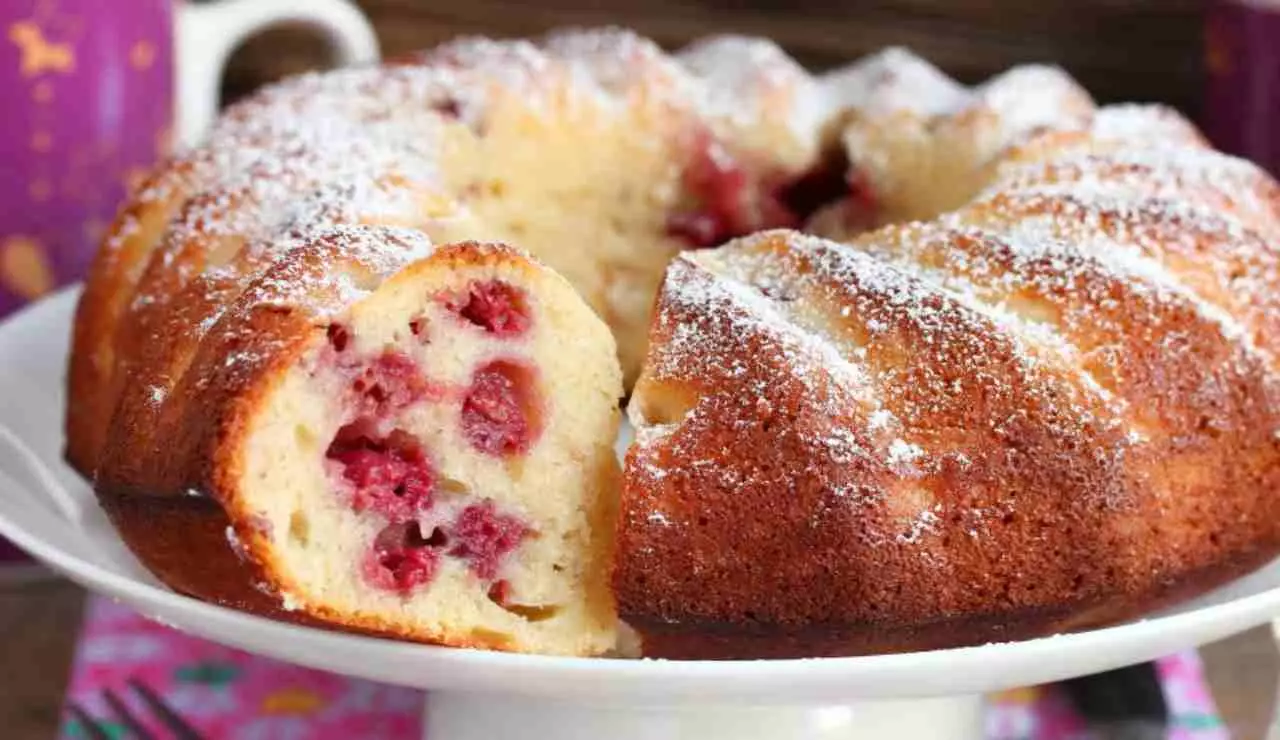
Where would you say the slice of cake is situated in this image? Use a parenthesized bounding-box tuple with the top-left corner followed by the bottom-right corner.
(96, 226, 622, 656)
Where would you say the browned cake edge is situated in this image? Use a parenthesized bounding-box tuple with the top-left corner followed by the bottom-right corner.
(624, 544, 1278, 659)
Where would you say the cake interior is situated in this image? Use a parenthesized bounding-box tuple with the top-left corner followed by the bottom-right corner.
(240, 258, 621, 655)
(399, 82, 852, 383)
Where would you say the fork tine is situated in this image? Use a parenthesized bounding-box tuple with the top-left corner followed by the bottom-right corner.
(127, 678, 205, 740)
(66, 702, 113, 740)
(103, 687, 157, 740)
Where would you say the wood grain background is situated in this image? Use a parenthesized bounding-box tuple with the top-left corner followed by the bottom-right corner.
(222, 0, 1207, 115)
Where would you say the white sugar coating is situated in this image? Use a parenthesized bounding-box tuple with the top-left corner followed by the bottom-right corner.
(819, 47, 968, 117)
(637, 228, 1144, 504)
(867, 408, 897, 431)
(651, 251, 875, 406)
(243, 224, 436, 313)
(979, 208, 1262, 354)
(171, 224, 437, 393)
(991, 145, 1280, 232)
(1090, 104, 1207, 147)
(886, 438, 925, 467)
(973, 64, 1093, 135)
(678, 35, 809, 98)
(896, 507, 940, 544)
(677, 35, 827, 140)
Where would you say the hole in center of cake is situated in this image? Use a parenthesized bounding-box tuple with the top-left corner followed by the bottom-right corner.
(665, 136, 881, 248)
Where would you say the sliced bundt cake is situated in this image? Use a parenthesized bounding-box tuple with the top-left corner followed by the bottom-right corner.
(95, 227, 622, 655)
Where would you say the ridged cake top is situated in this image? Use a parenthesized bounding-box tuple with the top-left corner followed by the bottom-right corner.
(628, 91, 1280, 557)
(110, 28, 1115, 281)
(93, 28, 1122, 449)
(624, 46, 1280, 599)
(630, 229, 1138, 517)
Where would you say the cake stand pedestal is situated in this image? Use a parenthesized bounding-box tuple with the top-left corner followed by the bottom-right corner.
(423, 693, 984, 740)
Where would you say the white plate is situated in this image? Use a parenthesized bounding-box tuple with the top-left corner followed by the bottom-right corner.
(3, 288, 1280, 712)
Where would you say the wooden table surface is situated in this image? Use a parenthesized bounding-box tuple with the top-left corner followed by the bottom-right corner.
(0, 574, 1276, 739)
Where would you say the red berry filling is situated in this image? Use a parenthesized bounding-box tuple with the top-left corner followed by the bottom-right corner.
(442, 280, 531, 337)
(666, 138, 753, 248)
(666, 137, 879, 247)
(363, 521, 441, 594)
(487, 579, 512, 606)
(450, 501, 531, 580)
(326, 429, 435, 522)
(665, 134, 804, 248)
(320, 320, 539, 596)
(352, 352, 431, 414)
(461, 360, 540, 457)
(357, 500, 533, 594)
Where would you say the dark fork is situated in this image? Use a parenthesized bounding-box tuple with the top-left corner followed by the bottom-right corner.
(66, 678, 205, 740)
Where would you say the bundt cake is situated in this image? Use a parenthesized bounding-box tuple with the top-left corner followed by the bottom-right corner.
(63, 27, 1280, 658)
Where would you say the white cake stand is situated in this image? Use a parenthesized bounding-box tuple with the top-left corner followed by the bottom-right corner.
(4, 289, 1280, 739)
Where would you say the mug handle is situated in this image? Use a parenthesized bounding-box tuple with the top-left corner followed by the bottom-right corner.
(174, 0, 380, 146)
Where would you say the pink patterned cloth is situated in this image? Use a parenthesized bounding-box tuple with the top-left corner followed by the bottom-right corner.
(60, 596, 1229, 739)
(61, 598, 421, 739)
(985, 651, 1230, 739)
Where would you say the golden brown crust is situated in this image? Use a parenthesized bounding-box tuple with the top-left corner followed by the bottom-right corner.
(618, 228, 1280, 658)
(66, 163, 197, 474)
(625, 543, 1278, 659)
(96, 489, 289, 617)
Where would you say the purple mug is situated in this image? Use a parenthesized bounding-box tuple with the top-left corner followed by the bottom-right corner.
(0, 0, 378, 317)
(0, 0, 377, 572)
(1205, 0, 1280, 176)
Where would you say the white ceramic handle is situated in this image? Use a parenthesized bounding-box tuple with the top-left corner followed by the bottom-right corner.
(0, 424, 82, 524)
(174, 0, 381, 146)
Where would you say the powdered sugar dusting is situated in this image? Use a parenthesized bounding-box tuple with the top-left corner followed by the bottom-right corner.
(678, 35, 825, 140)
(886, 438, 924, 467)
(820, 47, 968, 117)
(1090, 104, 1207, 148)
(245, 225, 435, 314)
(992, 146, 1280, 234)
(974, 64, 1092, 136)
